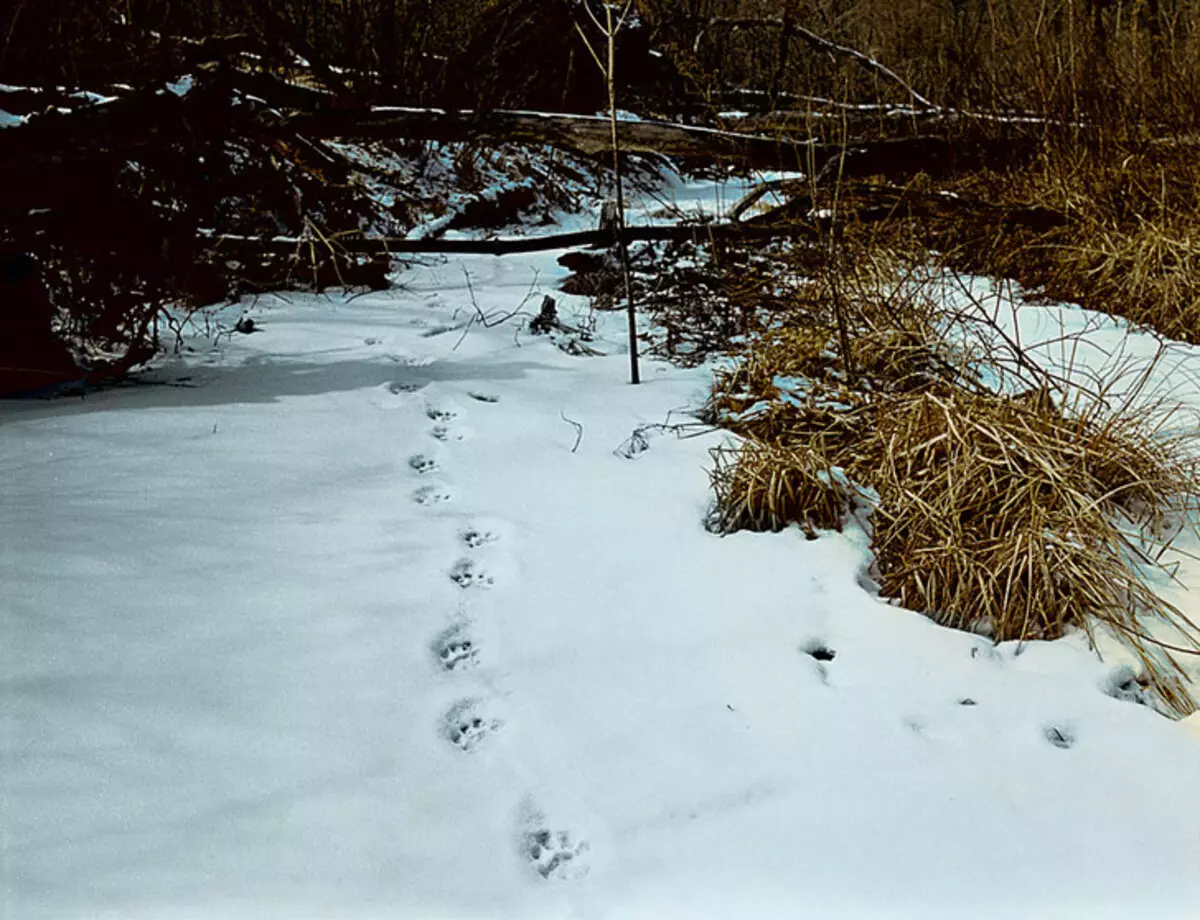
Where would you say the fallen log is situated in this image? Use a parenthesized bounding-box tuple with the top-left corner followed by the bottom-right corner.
(287, 108, 1038, 180)
(742, 183, 1067, 233)
(206, 221, 822, 258)
(287, 107, 817, 169)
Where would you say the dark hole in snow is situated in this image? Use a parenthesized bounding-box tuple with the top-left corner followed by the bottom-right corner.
(958, 698, 977, 706)
(803, 643, 836, 662)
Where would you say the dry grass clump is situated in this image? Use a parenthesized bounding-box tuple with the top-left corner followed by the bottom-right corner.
(707, 264, 1200, 715)
(866, 390, 1199, 716)
(708, 440, 859, 538)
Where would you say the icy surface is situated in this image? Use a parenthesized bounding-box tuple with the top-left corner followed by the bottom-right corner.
(165, 76, 194, 98)
(4, 251, 1200, 920)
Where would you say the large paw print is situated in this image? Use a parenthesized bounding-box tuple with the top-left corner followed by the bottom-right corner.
(414, 485, 453, 505)
(433, 626, 480, 671)
(449, 558, 495, 589)
(523, 826, 590, 881)
(409, 453, 438, 475)
(461, 526, 499, 549)
(442, 700, 503, 752)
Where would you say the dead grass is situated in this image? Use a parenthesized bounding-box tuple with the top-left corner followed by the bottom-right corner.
(708, 440, 854, 538)
(930, 142, 1200, 345)
(707, 256, 1200, 716)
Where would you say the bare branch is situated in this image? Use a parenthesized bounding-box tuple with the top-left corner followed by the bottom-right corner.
(694, 17, 937, 111)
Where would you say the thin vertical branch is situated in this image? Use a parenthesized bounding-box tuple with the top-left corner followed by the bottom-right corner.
(574, 0, 640, 385)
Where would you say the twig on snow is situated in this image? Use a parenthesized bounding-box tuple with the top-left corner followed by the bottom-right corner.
(561, 410, 584, 453)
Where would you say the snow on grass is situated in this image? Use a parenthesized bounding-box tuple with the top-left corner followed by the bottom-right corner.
(4, 250, 1200, 920)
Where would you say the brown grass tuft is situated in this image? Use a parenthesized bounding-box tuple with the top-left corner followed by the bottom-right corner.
(707, 261, 1200, 716)
(708, 440, 855, 538)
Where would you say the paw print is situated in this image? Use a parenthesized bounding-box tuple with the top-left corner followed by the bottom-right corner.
(443, 700, 502, 752)
(409, 453, 438, 475)
(433, 626, 480, 671)
(523, 827, 590, 880)
(449, 558, 495, 589)
(414, 485, 453, 505)
(461, 527, 499, 549)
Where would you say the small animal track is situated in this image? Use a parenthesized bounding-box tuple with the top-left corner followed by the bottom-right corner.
(1044, 725, 1075, 749)
(408, 454, 438, 475)
(801, 641, 836, 683)
(449, 558, 495, 589)
(468, 391, 499, 404)
(803, 642, 837, 662)
(413, 485, 453, 505)
(429, 425, 464, 443)
(386, 380, 424, 395)
(461, 527, 499, 549)
(970, 644, 1002, 662)
(426, 406, 459, 422)
(1103, 665, 1150, 707)
(523, 826, 590, 881)
(443, 700, 503, 752)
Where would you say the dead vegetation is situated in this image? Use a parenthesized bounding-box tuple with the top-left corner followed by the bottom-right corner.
(704, 252, 1200, 715)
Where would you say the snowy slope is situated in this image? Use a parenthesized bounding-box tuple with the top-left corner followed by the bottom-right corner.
(4, 250, 1200, 920)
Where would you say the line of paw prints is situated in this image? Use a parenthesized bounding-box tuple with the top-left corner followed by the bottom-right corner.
(412, 394, 589, 881)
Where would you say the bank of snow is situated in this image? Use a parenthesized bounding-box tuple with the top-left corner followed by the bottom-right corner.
(4, 250, 1200, 920)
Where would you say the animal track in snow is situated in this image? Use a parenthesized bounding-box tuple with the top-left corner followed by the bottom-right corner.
(413, 485, 453, 506)
(449, 558, 495, 589)
(1103, 665, 1151, 707)
(426, 406, 459, 422)
(802, 642, 836, 662)
(384, 380, 424, 395)
(461, 527, 499, 549)
(433, 626, 480, 671)
(521, 823, 590, 881)
(468, 391, 499, 404)
(801, 641, 836, 683)
(429, 425, 465, 443)
(1044, 724, 1075, 749)
(408, 454, 438, 475)
(443, 700, 503, 752)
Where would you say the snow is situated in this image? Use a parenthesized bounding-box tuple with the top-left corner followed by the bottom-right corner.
(0, 109, 27, 128)
(66, 90, 117, 106)
(5, 229, 1200, 917)
(165, 76, 194, 98)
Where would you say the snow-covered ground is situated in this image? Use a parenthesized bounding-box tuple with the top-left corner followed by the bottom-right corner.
(5, 240, 1200, 919)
